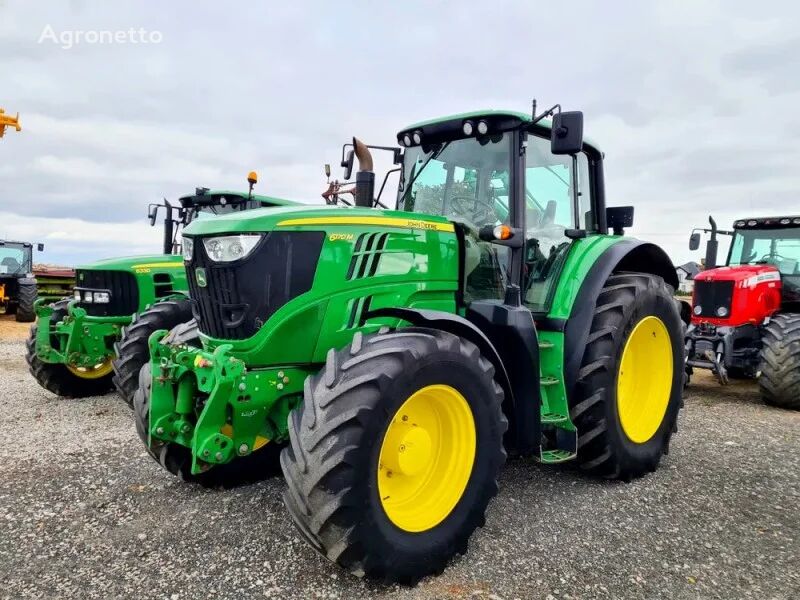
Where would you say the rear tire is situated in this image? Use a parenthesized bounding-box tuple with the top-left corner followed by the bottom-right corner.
(15, 282, 37, 322)
(759, 313, 800, 410)
(25, 300, 115, 398)
(133, 363, 284, 488)
(281, 328, 507, 583)
(569, 273, 684, 480)
(113, 298, 193, 407)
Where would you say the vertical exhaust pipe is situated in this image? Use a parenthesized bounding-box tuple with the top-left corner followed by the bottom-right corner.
(705, 215, 719, 269)
(163, 199, 175, 255)
(353, 137, 375, 208)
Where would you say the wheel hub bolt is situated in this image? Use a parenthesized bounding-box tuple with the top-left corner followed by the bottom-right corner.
(238, 383, 246, 391)
(155, 427, 164, 435)
(238, 444, 249, 455)
(215, 452, 223, 461)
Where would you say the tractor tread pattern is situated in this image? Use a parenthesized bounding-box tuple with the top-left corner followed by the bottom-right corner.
(113, 298, 193, 407)
(15, 282, 37, 323)
(281, 327, 507, 584)
(759, 313, 800, 410)
(569, 273, 683, 480)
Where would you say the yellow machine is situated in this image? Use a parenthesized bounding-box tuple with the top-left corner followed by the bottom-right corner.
(0, 108, 21, 138)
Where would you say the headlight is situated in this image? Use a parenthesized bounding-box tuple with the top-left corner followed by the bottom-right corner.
(182, 237, 194, 261)
(74, 290, 81, 302)
(202, 234, 262, 263)
(716, 306, 728, 317)
(693, 305, 702, 315)
(83, 290, 94, 303)
(93, 291, 110, 304)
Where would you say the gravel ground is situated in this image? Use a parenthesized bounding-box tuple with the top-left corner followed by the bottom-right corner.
(0, 329, 798, 599)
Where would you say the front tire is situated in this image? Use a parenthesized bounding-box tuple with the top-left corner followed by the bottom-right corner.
(281, 328, 507, 583)
(759, 313, 800, 410)
(569, 273, 684, 480)
(113, 298, 194, 407)
(15, 282, 37, 322)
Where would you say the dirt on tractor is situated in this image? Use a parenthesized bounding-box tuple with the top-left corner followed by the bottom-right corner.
(0, 336, 797, 600)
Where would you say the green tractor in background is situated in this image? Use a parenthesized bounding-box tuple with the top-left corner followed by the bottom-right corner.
(26, 176, 295, 404)
(136, 104, 685, 583)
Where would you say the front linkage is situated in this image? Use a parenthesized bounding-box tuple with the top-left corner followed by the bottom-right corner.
(33, 299, 123, 371)
(146, 330, 308, 476)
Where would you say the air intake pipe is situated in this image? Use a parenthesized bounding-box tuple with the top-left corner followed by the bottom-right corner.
(353, 137, 375, 208)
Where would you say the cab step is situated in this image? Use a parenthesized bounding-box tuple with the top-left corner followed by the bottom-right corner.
(538, 340, 555, 350)
(540, 376, 560, 387)
(541, 412, 570, 424)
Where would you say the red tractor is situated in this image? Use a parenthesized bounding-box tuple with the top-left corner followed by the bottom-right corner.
(685, 215, 800, 409)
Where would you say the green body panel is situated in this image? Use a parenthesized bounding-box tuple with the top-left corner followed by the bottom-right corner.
(547, 235, 626, 319)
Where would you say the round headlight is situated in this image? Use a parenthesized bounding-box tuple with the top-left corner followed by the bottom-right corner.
(794, 218, 800, 225)
(403, 134, 412, 147)
(735, 221, 745, 227)
(747, 220, 757, 226)
(205, 239, 223, 261)
(693, 305, 702, 315)
(781, 218, 791, 225)
(462, 121, 474, 136)
(716, 306, 729, 317)
(477, 120, 489, 135)
(412, 130, 422, 145)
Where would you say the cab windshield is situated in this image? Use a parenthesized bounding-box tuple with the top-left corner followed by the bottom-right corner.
(729, 227, 800, 276)
(0, 244, 30, 276)
(397, 134, 512, 230)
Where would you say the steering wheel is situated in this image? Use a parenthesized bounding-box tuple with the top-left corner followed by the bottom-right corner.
(758, 253, 787, 264)
(448, 195, 498, 227)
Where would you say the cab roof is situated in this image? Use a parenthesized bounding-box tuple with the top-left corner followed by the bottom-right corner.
(733, 216, 800, 229)
(177, 190, 297, 208)
(398, 109, 602, 154)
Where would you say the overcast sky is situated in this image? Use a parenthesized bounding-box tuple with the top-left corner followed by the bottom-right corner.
(2, 0, 799, 266)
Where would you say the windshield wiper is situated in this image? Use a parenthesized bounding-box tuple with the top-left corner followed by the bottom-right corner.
(400, 141, 451, 204)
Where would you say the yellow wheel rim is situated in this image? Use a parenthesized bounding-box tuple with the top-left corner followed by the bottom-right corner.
(617, 316, 673, 444)
(66, 358, 114, 380)
(378, 384, 476, 532)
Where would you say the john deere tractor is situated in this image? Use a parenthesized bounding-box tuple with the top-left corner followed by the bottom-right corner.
(686, 215, 800, 409)
(27, 178, 295, 404)
(136, 105, 685, 583)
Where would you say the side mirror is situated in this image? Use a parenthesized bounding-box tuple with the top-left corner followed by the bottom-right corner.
(148, 205, 158, 226)
(341, 149, 355, 180)
(37, 243, 44, 252)
(551, 111, 584, 155)
(324, 163, 331, 178)
(689, 232, 701, 251)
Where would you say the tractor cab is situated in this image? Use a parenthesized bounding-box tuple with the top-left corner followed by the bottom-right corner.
(394, 109, 609, 314)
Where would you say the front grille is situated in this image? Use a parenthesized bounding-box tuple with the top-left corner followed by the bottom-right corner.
(75, 269, 139, 317)
(693, 280, 734, 318)
(187, 231, 325, 339)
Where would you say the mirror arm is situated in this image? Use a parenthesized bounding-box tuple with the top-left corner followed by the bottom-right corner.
(374, 167, 400, 207)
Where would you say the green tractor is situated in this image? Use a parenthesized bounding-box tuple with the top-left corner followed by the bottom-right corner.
(26, 177, 295, 404)
(137, 105, 685, 583)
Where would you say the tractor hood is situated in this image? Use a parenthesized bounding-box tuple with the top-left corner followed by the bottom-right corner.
(695, 264, 780, 285)
(76, 254, 184, 272)
(181, 204, 454, 237)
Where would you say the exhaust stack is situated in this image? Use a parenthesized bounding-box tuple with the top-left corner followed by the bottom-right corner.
(353, 137, 375, 208)
(705, 215, 719, 269)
